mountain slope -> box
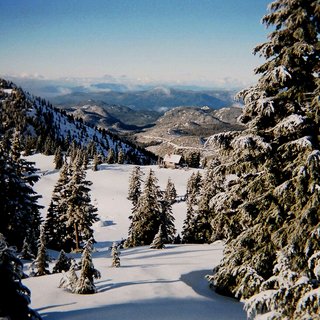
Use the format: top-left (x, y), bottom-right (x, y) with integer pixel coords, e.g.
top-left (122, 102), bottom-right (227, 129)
top-left (134, 106), bottom-right (244, 157)
top-left (0, 78), bottom-right (156, 165)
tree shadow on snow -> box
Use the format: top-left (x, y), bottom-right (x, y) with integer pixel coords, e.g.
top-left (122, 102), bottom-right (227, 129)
top-left (41, 297), bottom-right (246, 320)
top-left (180, 269), bottom-right (240, 303)
top-left (96, 278), bottom-right (179, 293)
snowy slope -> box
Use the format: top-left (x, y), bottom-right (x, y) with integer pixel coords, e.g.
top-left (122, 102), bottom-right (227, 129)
top-left (23, 154), bottom-right (246, 319)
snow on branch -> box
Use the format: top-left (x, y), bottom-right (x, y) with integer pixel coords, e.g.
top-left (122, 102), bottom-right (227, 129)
top-left (272, 114), bottom-right (306, 137)
top-left (231, 135), bottom-right (272, 154)
top-left (204, 131), bottom-right (240, 150)
top-left (271, 66), bottom-right (291, 84)
top-left (296, 288), bottom-right (320, 318)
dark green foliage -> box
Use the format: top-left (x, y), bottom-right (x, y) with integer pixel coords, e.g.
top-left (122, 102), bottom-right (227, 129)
top-left (62, 152), bottom-right (99, 251)
top-left (127, 166), bottom-right (143, 208)
top-left (54, 146), bottom-right (64, 169)
top-left (205, 1), bottom-right (320, 318)
top-left (126, 169), bottom-right (162, 247)
top-left (43, 160), bottom-right (70, 251)
top-left (53, 250), bottom-right (71, 273)
top-left (0, 234), bottom-right (42, 320)
top-left (0, 130), bottom-right (42, 250)
top-left (150, 226), bottom-right (165, 249)
top-left (32, 228), bottom-right (50, 277)
top-left (74, 239), bottom-right (100, 294)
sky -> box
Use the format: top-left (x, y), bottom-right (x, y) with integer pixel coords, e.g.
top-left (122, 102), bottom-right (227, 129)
top-left (0, 0), bottom-right (271, 88)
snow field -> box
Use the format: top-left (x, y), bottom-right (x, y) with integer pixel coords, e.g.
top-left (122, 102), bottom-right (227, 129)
top-left (24, 154), bottom-right (245, 319)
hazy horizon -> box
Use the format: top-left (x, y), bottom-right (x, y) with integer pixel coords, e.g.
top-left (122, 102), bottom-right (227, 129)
top-left (1, 0), bottom-right (271, 89)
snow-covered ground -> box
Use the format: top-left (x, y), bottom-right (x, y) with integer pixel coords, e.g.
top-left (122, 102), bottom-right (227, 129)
top-left (24, 154), bottom-right (246, 319)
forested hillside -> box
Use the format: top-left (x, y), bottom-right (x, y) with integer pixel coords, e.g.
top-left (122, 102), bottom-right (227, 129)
top-left (0, 78), bottom-right (156, 165)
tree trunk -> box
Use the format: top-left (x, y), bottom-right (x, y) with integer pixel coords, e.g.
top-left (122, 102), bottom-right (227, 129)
top-left (74, 223), bottom-right (80, 251)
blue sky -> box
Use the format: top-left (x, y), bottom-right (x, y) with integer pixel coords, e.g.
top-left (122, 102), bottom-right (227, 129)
top-left (0, 0), bottom-right (271, 88)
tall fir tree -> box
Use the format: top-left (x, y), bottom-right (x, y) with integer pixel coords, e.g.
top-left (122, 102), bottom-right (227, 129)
top-left (182, 171), bottom-right (203, 243)
top-left (206, 1), bottom-right (320, 319)
top-left (164, 178), bottom-right (177, 204)
top-left (53, 146), bottom-right (64, 170)
top-left (159, 196), bottom-right (176, 244)
top-left (32, 227), bottom-right (50, 277)
top-left (127, 166), bottom-right (143, 208)
top-left (127, 169), bottom-right (162, 246)
top-left (43, 159), bottom-right (71, 251)
top-left (0, 130), bottom-right (42, 250)
top-left (62, 153), bottom-right (98, 251)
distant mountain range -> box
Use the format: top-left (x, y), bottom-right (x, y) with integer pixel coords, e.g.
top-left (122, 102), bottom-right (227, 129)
top-left (51, 87), bottom-right (236, 113)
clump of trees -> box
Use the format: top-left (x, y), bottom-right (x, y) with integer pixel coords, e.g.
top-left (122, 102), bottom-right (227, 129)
top-left (126, 168), bottom-right (176, 247)
top-left (43, 149), bottom-right (98, 252)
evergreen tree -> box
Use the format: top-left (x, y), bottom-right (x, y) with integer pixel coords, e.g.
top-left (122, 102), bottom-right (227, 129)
top-left (106, 148), bottom-right (115, 164)
top-left (32, 227), bottom-right (50, 277)
top-left (159, 197), bottom-right (176, 244)
top-left (150, 226), bottom-right (165, 249)
top-left (74, 239), bottom-right (100, 294)
top-left (92, 153), bottom-right (99, 171)
top-left (43, 159), bottom-right (71, 251)
top-left (206, 1), bottom-right (320, 318)
top-left (53, 250), bottom-right (71, 273)
top-left (19, 237), bottom-right (35, 261)
top-left (63, 154), bottom-right (98, 251)
top-left (127, 169), bottom-right (161, 246)
top-left (53, 146), bottom-right (64, 170)
top-left (0, 131), bottom-right (42, 250)
top-left (58, 259), bottom-right (78, 292)
top-left (117, 147), bottom-right (125, 164)
top-left (0, 234), bottom-right (42, 320)
top-left (127, 166), bottom-right (143, 208)
top-left (182, 171), bottom-right (203, 243)
top-left (111, 242), bottom-right (121, 268)
top-left (164, 178), bottom-right (177, 204)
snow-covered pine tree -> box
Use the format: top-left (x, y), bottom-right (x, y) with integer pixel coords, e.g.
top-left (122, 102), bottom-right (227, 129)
top-left (19, 237), bottom-right (35, 261)
top-left (182, 171), bottom-right (203, 243)
top-left (0, 130), bottom-right (42, 250)
top-left (206, 1), bottom-right (320, 318)
top-left (193, 166), bottom-right (216, 243)
top-left (127, 169), bottom-right (162, 246)
top-left (150, 225), bottom-right (165, 249)
top-left (111, 242), bottom-right (121, 267)
top-left (117, 148), bottom-right (125, 164)
top-left (159, 196), bottom-right (176, 244)
top-left (106, 148), bottom-right (115, 164)
top-left (0, 234), bottom-right (42, 320)
top-left (54, 146), bottom-right (64, 170)
top-left (74, 239), bottom-right (101, 294)
top-left (127, 166), bottom-right (143, 208)
top-left (52, 250), bottom-right (71, 273)
top-left (58, 259), bottom-right (78, 292)
top-left (63, 152), bottom-right (98, 251)
top-left (164, 178), bottom-right (177, 204)
top-left (32, 227), bottom-right (50, 276)
top-left (92, 153), bottom-right (99, 171)
top-left (43, 159), bottom-right (71, 251)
